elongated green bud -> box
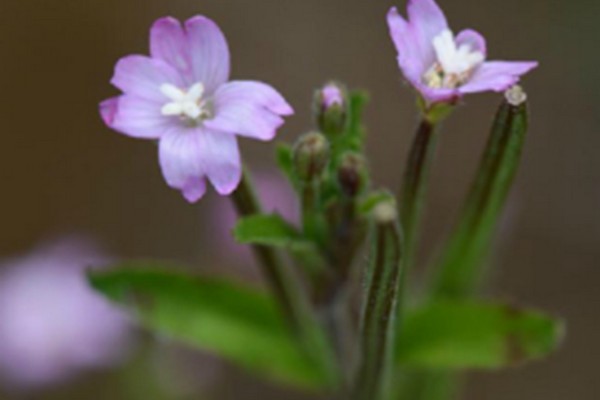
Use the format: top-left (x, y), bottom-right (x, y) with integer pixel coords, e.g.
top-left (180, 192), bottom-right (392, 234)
top-left (353, 201), bottom-right (403, 400)
top-left (293, 132), bottom-right (330, 183)
top-left (431, 86), bottom-right (529, 299)
top-left (315, 82), bottom-right (348, 137)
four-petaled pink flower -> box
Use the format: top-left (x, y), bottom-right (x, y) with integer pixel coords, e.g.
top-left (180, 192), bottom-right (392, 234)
top-left (387, 0), bottom-right (538, 104)
top-left (100, 16), bottom-right (294, 202)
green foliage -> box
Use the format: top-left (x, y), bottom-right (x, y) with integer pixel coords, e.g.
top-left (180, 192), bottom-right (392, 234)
top-left (88, 264), bottom-right (330, 390)
top-left (234, 214), bottom-right (327, 274)
top-left (396, 301), bottom-right (564, 369)
top-left (330, 91), bottom-right (368, 162)
top-left (276, 143), bottom-right (299, 189)
top-left (234, 214), bottom-right (301, 246)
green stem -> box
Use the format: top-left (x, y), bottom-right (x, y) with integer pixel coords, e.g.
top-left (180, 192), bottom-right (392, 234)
top-left (300, 180), bottom-right (320, 240)
top-left (353, 204), bottom-right (403, 400)
top-left (231, 171), bottom-right (299, 326)
top-left (398, 119), bottom-right (440, 275)
top-left (231, 168), bottom-right (339, 387)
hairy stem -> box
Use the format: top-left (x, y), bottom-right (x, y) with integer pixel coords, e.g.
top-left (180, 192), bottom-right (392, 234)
top-left (398, 119), bottom-right (440, 277)
top-left (231, 168), bottom-right (338, 387)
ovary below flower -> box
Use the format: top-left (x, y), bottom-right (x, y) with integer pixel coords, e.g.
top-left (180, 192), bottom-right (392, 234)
top-left (387, 0), bottom-right (538, 104)
top-left (100, 16), bottom-right (294, 202)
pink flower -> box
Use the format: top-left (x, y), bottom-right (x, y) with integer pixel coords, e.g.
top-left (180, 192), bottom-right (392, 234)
top-left (387, 0), bottom-right (538, 104)
top-left (100, 16), bottom-right (294, 202)
top-left (0, 237), bottom-right (132, 389)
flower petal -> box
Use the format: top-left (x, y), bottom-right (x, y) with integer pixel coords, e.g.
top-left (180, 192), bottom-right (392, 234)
top-left (150, 17), bottom-right (193, 79)
top-left (213, 81), bottom-right (294, 115)
top-left (111, 55), bottom-right (184, 102)
top-left (459, 61), bottom-right (538, 94)
top-left (159, 126), bottom-right (206, 190)
top-left (407, 0), bottom-right (449, 66)
top-left (200, 130), bottom-right (242, 195)
top-left (182, 177), bottom-right (207, 203)
top-left (108, 95), bottom-right (171, 139)
top-left (417, 84), bottom-right (459, 104)
top-left (185, 16), bottom-right (230, 94)
top-left (456, 29), bottom-right (487, 57)
top-left (204, 81), bottom-right (291, 141)
top-left (387, 7), bottom-right (427, 83)
top-left (158, 126), bottom-right (241, 201)
top-left (99, 97), bottom-right (119, 126)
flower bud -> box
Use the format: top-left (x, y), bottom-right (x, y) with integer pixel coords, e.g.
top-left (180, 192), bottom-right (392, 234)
top-left (293, 132), bottom-right (330, 182)
top-left (337, 152), bottom-right (367, 197)
top-left (315, 82), bottom-right (347, 136)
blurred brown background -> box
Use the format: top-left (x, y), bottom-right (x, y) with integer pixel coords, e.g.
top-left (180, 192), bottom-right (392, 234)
top-left (0, 0), bottom-right (598, 399)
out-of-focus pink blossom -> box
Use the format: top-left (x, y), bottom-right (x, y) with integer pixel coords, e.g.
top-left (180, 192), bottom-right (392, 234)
top-left (100, 16), bottom-right (294, 203)
top-left (0, 238), bottom-right (132, 389)
top-left (387, 0), bottom-right (538, 104)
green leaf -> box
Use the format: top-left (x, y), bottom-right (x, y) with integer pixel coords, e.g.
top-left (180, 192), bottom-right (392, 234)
top-left (234, 214), bottom-right (301, 246)
top-left (234, 214), bottom-right (328, 276)
top-left (276, 143), bottom-right (298, 189)
top-left (396, 301), bottom-right (564, 369)
top-left (88, 263), bottom-right (329, 389)
top-left (431, 95), bottom-right (529, 299)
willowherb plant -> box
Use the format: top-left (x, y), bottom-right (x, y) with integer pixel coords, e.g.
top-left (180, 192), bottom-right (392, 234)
top-left (92, 1), bottom-right (563, 399)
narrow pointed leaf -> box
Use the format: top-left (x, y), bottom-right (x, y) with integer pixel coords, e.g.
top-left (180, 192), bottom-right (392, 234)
top-left (88, 263), bottom-right (329, 389)
top-left (396, 300), bottom-right (564, 369)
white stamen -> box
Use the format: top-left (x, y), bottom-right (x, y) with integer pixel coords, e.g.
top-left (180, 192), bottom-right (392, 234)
top-left (160, 84), bottom-right (186, 101)
top-left (425, 29), bottom-right (485, 89)
top-left (160, 82), bottom-right (209, 121)
top-left (161, 102), bottom-right (184, 116)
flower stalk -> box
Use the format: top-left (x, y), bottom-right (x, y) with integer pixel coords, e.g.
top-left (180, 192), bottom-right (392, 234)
top-left (231, 168), bottom-right (339, 386)
top-left (398, 115), bottom-right (442, 273)
top-left (353, 202), bottom-right (403, 400)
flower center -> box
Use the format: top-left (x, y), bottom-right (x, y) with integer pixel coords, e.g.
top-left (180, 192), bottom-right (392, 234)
top-left (423, 29), bottom-right (485, 89)
top-left (160, 82), bottom-right (213, 123)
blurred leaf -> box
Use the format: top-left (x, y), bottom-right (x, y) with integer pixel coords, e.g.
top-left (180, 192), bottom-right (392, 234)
top-left (431, 97), bottom-right (529, 299)
top-left (396, 300), bottom-right (564, 369)
top-left (234, 214), bottom-right (328, 275)
top-left (89, 263), bottom-right (329, 389)
top-left (234, 214), bottom-right (302, 246)
top-left (276, 143), bottom-right (298, 189)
